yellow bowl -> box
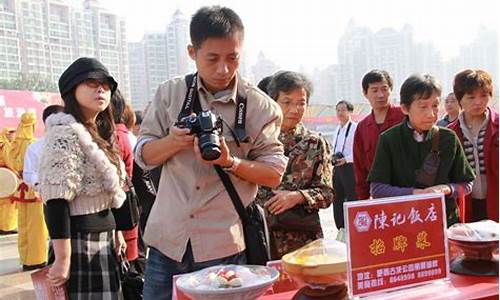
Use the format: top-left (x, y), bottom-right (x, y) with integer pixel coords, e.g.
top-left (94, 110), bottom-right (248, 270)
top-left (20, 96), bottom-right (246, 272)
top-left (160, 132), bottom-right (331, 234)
top-left (281, 239), bottom-right (348, 288)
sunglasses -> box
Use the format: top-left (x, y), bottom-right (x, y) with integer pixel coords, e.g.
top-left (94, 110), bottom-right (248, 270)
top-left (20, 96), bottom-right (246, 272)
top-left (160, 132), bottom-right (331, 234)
top-left (83, 78), bottom-right (111, 91)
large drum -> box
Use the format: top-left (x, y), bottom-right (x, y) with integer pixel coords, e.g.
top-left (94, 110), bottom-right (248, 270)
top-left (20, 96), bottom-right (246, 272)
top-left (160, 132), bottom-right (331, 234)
top-left (0, 167), bottom-right (19, 198)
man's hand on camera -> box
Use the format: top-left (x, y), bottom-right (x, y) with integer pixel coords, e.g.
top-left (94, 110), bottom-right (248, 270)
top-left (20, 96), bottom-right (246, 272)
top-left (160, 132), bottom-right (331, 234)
top-left (193, 136), bottom-right (233, 167)
top-left (169, 125), bottom-right (195, 151)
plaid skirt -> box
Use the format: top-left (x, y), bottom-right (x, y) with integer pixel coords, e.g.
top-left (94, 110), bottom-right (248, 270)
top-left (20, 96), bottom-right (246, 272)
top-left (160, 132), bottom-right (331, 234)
top-left (67, 231), bottom-right (122, 300)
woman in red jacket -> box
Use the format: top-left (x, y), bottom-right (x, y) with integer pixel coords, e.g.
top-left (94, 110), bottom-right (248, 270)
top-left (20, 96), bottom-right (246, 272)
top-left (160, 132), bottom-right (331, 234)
top-left (111, 89), bottom-right (139, 262)
top-left (448, 69), bottom-right (499, 222)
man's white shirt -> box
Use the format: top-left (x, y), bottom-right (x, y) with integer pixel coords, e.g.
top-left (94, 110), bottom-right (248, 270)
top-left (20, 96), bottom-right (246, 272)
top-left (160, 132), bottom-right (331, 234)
top-left (331, 120), bottom-right (357, 163)
top-left (23, 138), bottom-right (44, 187)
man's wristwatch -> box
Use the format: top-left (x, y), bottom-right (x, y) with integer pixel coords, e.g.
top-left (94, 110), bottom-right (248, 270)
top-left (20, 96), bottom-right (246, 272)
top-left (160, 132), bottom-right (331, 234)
top-left (222, 156), bottom-right (241, 173)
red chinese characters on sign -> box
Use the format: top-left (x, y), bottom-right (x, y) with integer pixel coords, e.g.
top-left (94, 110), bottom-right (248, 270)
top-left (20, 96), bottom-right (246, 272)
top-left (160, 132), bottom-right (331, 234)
top-left (345, 194), bottom-right (449, 297)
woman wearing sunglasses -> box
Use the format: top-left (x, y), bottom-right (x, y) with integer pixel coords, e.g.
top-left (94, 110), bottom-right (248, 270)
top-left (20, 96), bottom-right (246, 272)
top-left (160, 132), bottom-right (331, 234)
top-left (38, 57), bottom-right (126, 299)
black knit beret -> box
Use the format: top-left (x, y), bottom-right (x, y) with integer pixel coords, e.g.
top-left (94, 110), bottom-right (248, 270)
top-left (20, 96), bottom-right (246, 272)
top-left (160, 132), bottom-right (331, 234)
top-left (58, 57), bottom-right (118, 96)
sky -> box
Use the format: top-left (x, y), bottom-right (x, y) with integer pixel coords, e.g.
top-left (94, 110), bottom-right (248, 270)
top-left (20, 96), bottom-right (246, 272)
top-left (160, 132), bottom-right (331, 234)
top-left (101, 0), bottom-right (499, 72)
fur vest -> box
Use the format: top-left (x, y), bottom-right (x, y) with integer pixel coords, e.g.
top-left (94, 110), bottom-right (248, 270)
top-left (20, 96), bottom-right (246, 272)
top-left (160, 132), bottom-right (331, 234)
top-left (38, 113), bottom-right (126, 216)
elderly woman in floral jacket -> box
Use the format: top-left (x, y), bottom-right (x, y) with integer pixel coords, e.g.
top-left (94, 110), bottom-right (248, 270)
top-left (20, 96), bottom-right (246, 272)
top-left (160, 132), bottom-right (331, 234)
top-left (256, 71), bottom-right (334, 260)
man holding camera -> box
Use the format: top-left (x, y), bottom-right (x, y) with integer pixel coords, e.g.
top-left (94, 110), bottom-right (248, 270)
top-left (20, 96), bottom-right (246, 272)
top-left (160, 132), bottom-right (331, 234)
top-left (332, 100), bottom-right (357, 232)
top-left (134, 6), bottom-right (287, 299)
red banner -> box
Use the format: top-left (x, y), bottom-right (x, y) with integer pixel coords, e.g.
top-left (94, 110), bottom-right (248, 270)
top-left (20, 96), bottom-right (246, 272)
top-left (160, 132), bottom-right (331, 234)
top-left (345, 194), bottom-right (449, 297)
top-left (0, 89), bottom-right (62, 137)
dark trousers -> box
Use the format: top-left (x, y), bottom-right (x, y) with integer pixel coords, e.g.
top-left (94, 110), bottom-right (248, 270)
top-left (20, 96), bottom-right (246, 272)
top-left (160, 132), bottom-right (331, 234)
top-left (333, 162), bottom-right (356, 229)
top-left (131, 161), bottom-right (155, 273)
top-left (471, 198), bottom-right (487, 221)
top-left (143, 241), bottom-right (246, 300)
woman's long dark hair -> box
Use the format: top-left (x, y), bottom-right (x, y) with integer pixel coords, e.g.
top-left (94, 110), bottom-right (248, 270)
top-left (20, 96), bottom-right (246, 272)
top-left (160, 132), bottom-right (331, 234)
top-left (63, 90), bottom-right (122, 178)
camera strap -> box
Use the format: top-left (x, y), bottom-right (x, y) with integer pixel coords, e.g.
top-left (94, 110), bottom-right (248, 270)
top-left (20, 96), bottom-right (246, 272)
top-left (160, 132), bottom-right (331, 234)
top-left (179, 73), bottom-right (247, 195)
top-left (333, 121), bottom-right (352, 155)
top-left (179, 73), bottom-right (248, 143)
top-left (178, 73), bottom-right (202, 120)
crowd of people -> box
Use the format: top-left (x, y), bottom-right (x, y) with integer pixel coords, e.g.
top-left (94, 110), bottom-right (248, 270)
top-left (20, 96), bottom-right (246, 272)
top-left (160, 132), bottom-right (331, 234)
top-left (0, 5), bottom-right (498, 300)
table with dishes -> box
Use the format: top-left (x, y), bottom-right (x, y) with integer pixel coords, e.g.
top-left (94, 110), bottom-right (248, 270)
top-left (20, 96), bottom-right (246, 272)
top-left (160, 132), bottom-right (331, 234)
top-left (173, 220), bottom-right (498, 300)
top-left (258, 273), bottom-right (498, 300)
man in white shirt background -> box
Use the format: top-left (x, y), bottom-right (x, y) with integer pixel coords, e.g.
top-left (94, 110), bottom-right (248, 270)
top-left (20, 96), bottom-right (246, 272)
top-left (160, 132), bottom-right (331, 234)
top-left (23, 105), bottom-right (63, 270)
top-left (331, 100), bottom-right (357, 234)
top-left (24, 105), bottom-right (64, 188)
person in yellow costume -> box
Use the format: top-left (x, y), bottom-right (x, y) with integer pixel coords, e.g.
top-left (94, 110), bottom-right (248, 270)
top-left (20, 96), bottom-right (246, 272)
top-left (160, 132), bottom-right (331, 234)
top-left (0, 128), bottom-right (18, 234)
top-left (3, 112), bottom-right (48, 270)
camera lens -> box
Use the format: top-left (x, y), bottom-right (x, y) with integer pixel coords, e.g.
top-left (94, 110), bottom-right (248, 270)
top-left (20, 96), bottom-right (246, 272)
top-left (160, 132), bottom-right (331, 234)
top-left (199, 133), bottom-right (221, 161)
top-left (201, 146), bottom-right (222, 161)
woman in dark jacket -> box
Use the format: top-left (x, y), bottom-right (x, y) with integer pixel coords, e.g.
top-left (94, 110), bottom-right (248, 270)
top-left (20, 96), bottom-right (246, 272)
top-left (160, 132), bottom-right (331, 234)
top-left (368, 74), bottom-right (475, 226)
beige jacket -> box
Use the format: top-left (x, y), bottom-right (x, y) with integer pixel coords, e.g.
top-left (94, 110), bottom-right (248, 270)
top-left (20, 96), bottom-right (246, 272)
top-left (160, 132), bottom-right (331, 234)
top-left (135, 74), bottom-right (287, 262)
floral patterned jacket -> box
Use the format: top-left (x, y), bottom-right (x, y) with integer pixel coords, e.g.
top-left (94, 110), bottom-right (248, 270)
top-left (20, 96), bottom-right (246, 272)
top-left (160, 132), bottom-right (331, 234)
top-left (256, 123), bottom-right (334, 259)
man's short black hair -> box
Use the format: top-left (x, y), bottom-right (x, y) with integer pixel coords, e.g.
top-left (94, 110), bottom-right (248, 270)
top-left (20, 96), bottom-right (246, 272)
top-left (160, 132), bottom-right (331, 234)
top-left (42, 105), bottom-right (64, 123)
top-left (362, 69), bottom-right (393, 94)
top-left (190, 6), bottom-right (244, 49)
top-left (257, 75), bottom-right (273, 95)
top-left (336, 100), bottom-right (354, 112)
top-left (267, 71), bottom-right (313, 103)
top-left (400, 74), bottom-right (442, 107)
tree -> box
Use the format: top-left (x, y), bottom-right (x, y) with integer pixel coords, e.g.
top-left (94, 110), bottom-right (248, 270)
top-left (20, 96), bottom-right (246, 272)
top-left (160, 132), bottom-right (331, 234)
top-left (0, 74), bottom-right (58, 92)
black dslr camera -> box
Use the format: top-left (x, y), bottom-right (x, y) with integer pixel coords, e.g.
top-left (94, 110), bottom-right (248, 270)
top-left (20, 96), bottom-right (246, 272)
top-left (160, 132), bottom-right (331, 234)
top-left (332, 152), bottom-right (345, 164)
top-left (175, 111), bottom-right (223, 161)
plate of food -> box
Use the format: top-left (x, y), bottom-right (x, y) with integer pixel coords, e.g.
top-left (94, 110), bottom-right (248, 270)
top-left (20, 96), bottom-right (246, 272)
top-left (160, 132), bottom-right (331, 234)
top-left (282, 239), bottom-right (348, 289)
top-left (447, 220), bottom-right (499, 276)
top-left (175, 264), bottom-right (279, 300)
top-left (447, 220), bottom-right (499, 243)
top-left (447, 220), bottom-right (499, 260)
